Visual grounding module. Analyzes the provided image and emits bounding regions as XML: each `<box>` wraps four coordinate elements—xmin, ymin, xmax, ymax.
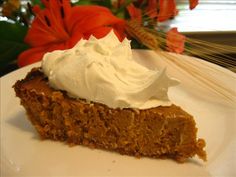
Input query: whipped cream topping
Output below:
<box><xmin>42</xmin><ymin>31</ymin><xmax>178</xmax><ymax>109</ymax></box>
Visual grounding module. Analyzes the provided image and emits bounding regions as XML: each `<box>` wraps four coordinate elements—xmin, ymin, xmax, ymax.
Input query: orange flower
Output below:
<box><xmin>146</xmin><ymin>0</ymin><xmax>158</xmax><ymax>18</ymax></box>
<box><xmin>166</xmin><ymin>27</ymin><xmax>186</xmax><ymax>54</ymax></box>
<box><xmin>158</xmin><ymin>0</ymin><xmax>178</xmax><ymax>22</ymax></box>
<box><xmin>189</xmin><ymin>0</ymin><xmax>199</xmax><ymax>10</ymax></box>
<box><xmin>18</xmin><ymin>0</ymin><xmax>126</xmax><ymax>67</ymax></box>
<box><xmin>127</xmin><ymin>3</ymin><xmax>142</xmax><ymax>23</ymax></box>
<box><xmin>146</xmin><ymin>0</ymin><xmax>198</xmax><ymax>21</ymax></box>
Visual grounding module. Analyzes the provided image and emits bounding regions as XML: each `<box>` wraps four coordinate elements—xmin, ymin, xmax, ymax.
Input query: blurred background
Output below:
<box><xmin>0</xmin><ymin>0</ymin><xmax>236</xmax><ymax>76</ymax></box>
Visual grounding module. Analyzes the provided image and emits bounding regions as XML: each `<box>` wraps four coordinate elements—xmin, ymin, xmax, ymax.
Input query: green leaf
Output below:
<box><xmin>131</xmin><ymin>38</ymin><xmax>148</xmax><ymax>49</ymax></box>
<box><xmin>31</xmin><ymin>0</ymin><xmax>44</xmax><ymax>7</ymax></box>
<box><xmin>0</xmin><ymin>21</ymin><xmax>28</xmax><ymax>41</ymax></box>
<box><xmin>72</xmin><ymin>0</ymin><xmax>94</xmax><ymax>5</ymax></box>
<box><xmin>115</xmin><ymin>10</ymin><xmax>125</xmax><ymax>19</ymax></box>
<box><xmin>0</xmin><ymin>40</ymin><xmax>29</xmax><ymax>70</ymax></box>
<box><xmin>0</xmin><ymin>21</ymin><xmax>29</xmax><ymax>70</ymax></box>
<box><xmin>73</xmin><ymin>0</ymin><xmax>112</xmax><ymax>7</ymax></box>
<box><xmin>94</xmin><ymin>0</ymin><xmax>112</xmax><ymax>8</ymax></box>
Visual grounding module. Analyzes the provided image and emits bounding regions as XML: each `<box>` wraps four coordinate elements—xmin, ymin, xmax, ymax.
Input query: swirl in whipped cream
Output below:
<box><xmin>42</xmin><ymin>31</ymin><xmax>178</xmax><ymax>109</ymax></box>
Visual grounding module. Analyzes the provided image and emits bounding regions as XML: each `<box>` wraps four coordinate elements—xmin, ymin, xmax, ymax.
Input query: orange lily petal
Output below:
<box><xmin>84</xmin><ymin>27</ymin><xmax>113</xmax><ymax>40</ymax></box>
<box><xmin>166</xmin><ymin>27</ymin><xmax>186</xmax><ymax>54</ymax></box>
<box><xmin>65</xmin><ymin>5</ymin><xmax>111</xmax><ymax>34</ymax></box>
<box><xmin>83</xmin><ymin>27</ymin><xmax>124</xmax><ymax>42</ymax></box>
<box><xmin>18</xmin><ymin>42</ymin><xmax>70</xmax><ymax>67</ymax></box>
<box><xmin>112</xmin><ymin>22</ymin><xmax>126</xmax><ymax>41</ymax></box>
<box><xmin>25</xmin><ymin>0</ymin><xmax>71</xmax><ymax>47</ymax></box>
<box><xmin>189</xmin><ymin>0</ymin><xmax>198</xmax><ymax>10</ymax></box>
<box><xmin>18</xmin><ymin>47</ymin><xmax>48</xmax><ymax>67</ymax></box>
<box><xmin>127</xmin><ymin>3</ymin><xmax>142</xmax><ymax>23</ymax></box>
<box><xmin>32</xmin><ymin>5</ymin><xmax>41</xmax><ymax>15</ymax></box>
<box><xmin>158</xmin><ymin>0</ymin><xmax>178</xmax><ymax>22</ymax></box>
<box><xmin>147</xmin><ymin>0</ymin><xmax>158</xmax><ymax>18</ymax></box>
<box><xmin>66</xmin><ymin>6</ymin><xmax>124</xmax><ymax>34</ymax></box>
<box><xmin>66</xmin><ymin>31</ymin><xmax>83</xmax><ymax>48</ymax></box>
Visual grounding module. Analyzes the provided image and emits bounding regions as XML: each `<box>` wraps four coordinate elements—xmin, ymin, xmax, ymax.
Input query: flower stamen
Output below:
<box><xmin>60</xmin><ymin>6</ymin><xmax>65</xmax><ymax>18</ymax></box>
<box><xmin>44</xmin><ymin>16</ymin><xmax>51</xmax><ymax>27</ymax></box>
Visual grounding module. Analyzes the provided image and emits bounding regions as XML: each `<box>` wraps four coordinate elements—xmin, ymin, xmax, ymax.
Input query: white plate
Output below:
<box><xmin>1</xmin><ymin>50</ymin><xmax>236</xmax><ymax>177</ymax></box>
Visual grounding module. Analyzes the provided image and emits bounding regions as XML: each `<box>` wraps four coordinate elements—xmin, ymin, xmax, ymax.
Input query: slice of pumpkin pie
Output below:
<box><xmin>13</xmin><ymin>31</ymin><xmax>206</xmax><ymax>162</ymax></box>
